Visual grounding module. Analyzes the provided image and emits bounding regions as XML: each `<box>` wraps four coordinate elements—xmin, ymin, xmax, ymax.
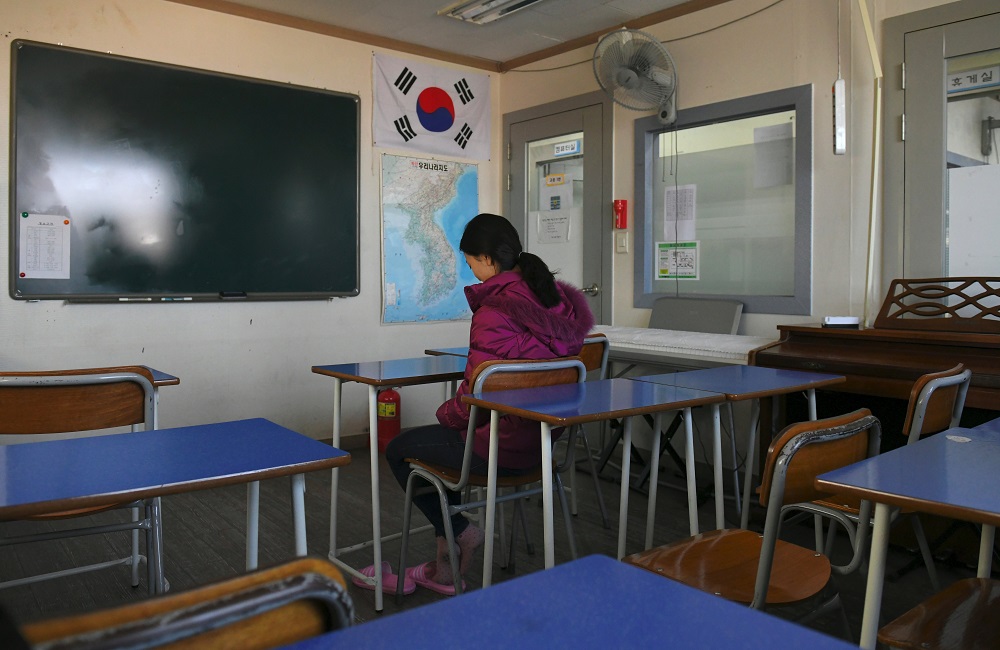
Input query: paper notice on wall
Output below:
<box><xmin>539</xmin><ymin>173</ymin><xmax>573</xmax><ymax>211</ymax></box>
<box><xmin>18</xmin><ymin>213</ymin><xmax>71</xmax><ymax>279</ymax></box>
<box><xmin>753</xmin><ymin>122</ymin><xmax>793</xmax><ymax>188</ymax></box>
<box><xmin>663</xmin><ymin>184</ymin><xmax>696</xmax><ymax>242</ymax></box>
<box><xmin>656</xmin><ymin>241</ymin><xmax>699</xmax><ymax>280</ymax></box>
<box><xmin>536</xmin><ymin>210</ymin><xmax>571</xmax><ymax>244</ymax></box>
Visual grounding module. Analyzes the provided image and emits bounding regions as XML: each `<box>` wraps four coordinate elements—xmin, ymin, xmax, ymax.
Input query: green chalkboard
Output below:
<box><xmin>10</xmin><ymin>40</ymin><xmax>360</xmax><ymax>301</ymax></box>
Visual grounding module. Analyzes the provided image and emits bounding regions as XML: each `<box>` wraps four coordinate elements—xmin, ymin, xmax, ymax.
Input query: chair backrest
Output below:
<box><xmin>452</xmin><ymin>357</ymin><xmax>587</xmax><ymax>488</ymax></box>
<box><xmin>750</xmin><ymin>409</ymin><xmax>881</xmax><ymax>609</ymax></box>
<box><xmin>469</xmin><ymin>357</ymin><xmax>587</xmax><ymax>394</ymax></box>
<box><xmin>20</xmin><ymin>557</ymin><xmax>352</xmax><ymax>649</ymax></box>
<box><xmin>901</xmin><ymin>363</ymin><xmax>971</xmax><ymax>445</ymax></box>
<box><xmin>759</xmin><ymin>408</ymin><xmax>882</xmax><ymax>509</ymax></box>
<box><xmin>578</xmin><ymin>334</ymin><xmax>610</xmax><ymax>380</ymax></box>
<box><xmin>0</xmin><ymin>366</ymin><xmax>157</xmax><ymax>435</ymax></box>
<box><xmin>647</xmin><ymin>297</ymin><xmax>743</xmax><ymax>334</ymax></box>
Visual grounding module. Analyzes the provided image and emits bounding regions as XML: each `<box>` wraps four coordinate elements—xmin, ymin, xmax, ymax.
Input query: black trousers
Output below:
<box><xmin>384</xmin><ymin>423</ymin><xmax>533</xmax><ymax>537</ymax></box>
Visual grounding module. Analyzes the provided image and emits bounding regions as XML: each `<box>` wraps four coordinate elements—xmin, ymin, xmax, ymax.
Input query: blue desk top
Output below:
<box><xmin>817</xmin><ymin>427</ymin><xmax>1000</xmax><ymax>527</ymax></box>
<box><xmin>974</xmin><ymin>416</ymin><xmax>1000</xmax><ymax>435</ymax></box>
<box><xmin>312</xmin><ymin>356</ymin><xmax>466</xmax><ymax>387</ymax></box>
<box><xmin>632</xmin><ymin>365</ymin><xmax>844</xmax><ymax>400</ymax></box>
<box><xmin>463</xmin><ymin>377</ymin><xmax>724</xmax><ymax>426</ymax></box>
<box><xmin>0</xmin><ymin>418</ymin><xmax>350</xmax><ymax>520</ymax></box>
<box><xmin>288</xmin><ymin>555</ymin><xmax>853</xmax><ymax>649</ymax></box>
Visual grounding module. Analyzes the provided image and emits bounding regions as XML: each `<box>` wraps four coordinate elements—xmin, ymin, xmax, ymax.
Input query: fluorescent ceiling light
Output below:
<box><xmin>439</xmin><ymin>0</ymin><xmax>549</xmax><ymax>25</ymax></box>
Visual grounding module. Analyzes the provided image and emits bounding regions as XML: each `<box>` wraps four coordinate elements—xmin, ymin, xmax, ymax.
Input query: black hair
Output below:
<box><xmin>460</xmin><ymin>213</ymin><xmax>561</xmax><ymax>307</ymax></box>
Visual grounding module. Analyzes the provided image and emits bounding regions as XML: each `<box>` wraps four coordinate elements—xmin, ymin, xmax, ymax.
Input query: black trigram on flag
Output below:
<box><xmin>454</xmin><ymin>78</ymin><xmax>474</xmax><ymax>104</ymax></box>
<box><xmin>454</xmin><ymin>123</ymin><xmax>474</xmax><ymax>149</ymax></box>
<box><xmin>394</xmin><ymin>67</ymin><xmax>417</xmax><ymax>95</ymax></box>
<box><xmin>394</xmin><ymin>115</ymin><xmax>418</xmax><ymax>142</ymax></box>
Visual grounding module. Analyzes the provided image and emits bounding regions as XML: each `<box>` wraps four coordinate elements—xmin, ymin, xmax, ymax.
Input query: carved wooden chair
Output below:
<box><xmin>0</xmin><ymin>367</ymin><xmax>164</xmax><ymax>594</ymax></box>
<box><xmin>19</xmin><ymin>557</ymin><xmax>353</xmax><ymax>649</ymax></box>
<box><xmin>397</xmin><ymin>357</ymin><xmax>587</xmax><ymax>596</ymax></box>
<box><xmin>623</xmin><ymin>409</ymin><xmax>881</xmax><ymax>638</ymax></box>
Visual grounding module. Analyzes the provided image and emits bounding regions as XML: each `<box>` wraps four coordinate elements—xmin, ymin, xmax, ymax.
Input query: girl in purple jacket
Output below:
<box><xmin>379</xmin><ymin>213</ymin><xmax>594</xmax><ymax>596</ymax></box>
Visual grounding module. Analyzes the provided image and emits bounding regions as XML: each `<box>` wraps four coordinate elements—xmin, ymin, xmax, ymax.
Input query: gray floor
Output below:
<box><xmin>0</xmin><ymin>437</ymin><xmax>982</xmax><ymax>643</ymax></box>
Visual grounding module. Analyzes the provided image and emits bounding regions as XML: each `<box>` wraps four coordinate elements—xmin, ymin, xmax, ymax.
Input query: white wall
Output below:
<box><xmin>0</xmin><ymin>0</ymin><xmax>500</xmax><ymax>439</ymax></box>
<box><xmin>0</xmin><ymin>0</ymin><xmax>963</xmax><ymax>441</ymax></box>
<box><xmin>499</xmin><ymin>0</ymin><xmax>960</xmax><ymax>336</ymax></box>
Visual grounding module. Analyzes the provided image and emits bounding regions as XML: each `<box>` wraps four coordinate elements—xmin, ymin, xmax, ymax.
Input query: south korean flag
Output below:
<box><xmin>373</xmin><ymin>53</ymin><xmax>491</xmax><ymax>161</ymax></box>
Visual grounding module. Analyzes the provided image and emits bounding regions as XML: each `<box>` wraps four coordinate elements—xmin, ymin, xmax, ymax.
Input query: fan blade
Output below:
<box><xmin>628</xmin><ymin>77</ymin><xmax>668</xmax><ymax>110</ymax></box>
<box><xmin>596</xmin><ymin>39</ymin><xmax>630</xmax><ymax>91</ymax></box>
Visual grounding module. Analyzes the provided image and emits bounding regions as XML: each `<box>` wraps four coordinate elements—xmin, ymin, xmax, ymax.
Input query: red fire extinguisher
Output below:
<box><xmin>376</xmin><ymin>387</ymin><xmax>401</xmax><ymax>453</ymax></box>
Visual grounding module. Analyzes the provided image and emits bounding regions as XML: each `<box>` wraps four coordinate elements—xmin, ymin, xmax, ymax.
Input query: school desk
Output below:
<box><xmin>630</xmin><ymin>365</ymin><xmax>845</xmax><ymax>531</ymax></box>
<box><xmin>463</xmin><ymin>377</ymin><xmax>724</xmax><ymax>582</ymax></box>
<box><xmin>287</xmin><ymin>554</ymin><xmax>855</xmax><ymax>649</ymax></box>
<box><xmin>0</xmin><ymin>418</ymin><xmax>349</xmax><ymax>594</ymax></box>
<box><xmin>816</xmin><ymin>427</ymin><xmax>1000</xmax><ymax>649</ymax></box>
<box><xmin>311</xmin><ymin>356</ymin><xmax>466</xmax><ymax>611</ymax></box>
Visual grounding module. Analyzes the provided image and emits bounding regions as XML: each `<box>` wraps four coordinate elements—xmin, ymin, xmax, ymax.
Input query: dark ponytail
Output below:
<box><xmin>517</xmin><ymin>251</ymin><xmax>560</xmax><ymax>307</ymax></box>
<box><xmin>460</xmin><ymin>213</ymin><xmax>561</xmax><ymax>308</ymax></box>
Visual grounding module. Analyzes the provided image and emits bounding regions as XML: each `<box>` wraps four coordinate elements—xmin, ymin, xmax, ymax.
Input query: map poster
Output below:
<box><xmin>381</xmin><ymin>154</ymin><xmax>479</xmax><ymax>323</ymax></box>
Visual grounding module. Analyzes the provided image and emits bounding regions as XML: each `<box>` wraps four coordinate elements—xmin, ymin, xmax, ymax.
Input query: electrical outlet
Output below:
<box><xmin>615</xmin><ymin>231</ymin><xmax>629</xmax><ymax>254</ymax></box>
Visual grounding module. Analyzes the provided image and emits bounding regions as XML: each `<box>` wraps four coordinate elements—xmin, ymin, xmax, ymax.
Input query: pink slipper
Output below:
<box><xmin>352</xmin><ymin>561</ymin><xmax>415</xmax><ymax>595</ymax></box>
<box><xmin>405</xmin><ymin>561</ymin><xmax>466</xmax><ymax>596</ymax></box>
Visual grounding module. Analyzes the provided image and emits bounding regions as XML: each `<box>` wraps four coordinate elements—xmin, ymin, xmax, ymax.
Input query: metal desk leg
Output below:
<box><xmin>366</xmin><ymin>384</ymin><xmax>384</xmax><ymax>611</ymax></box>
<box><xmin>541</xmin><ymin>421</ymin><xmax>556</xmax><ymax>569</ymax></box>
<box><xmin>292</xmin><ymin>473</ymin><xmax>307</xmax><ymax>556</ymax></box>
<box><xmin>246</xmin><ymin>481</ymin><xmax>259</xmax><ymax>570</ymax></box>
<box><xmin>860</xmin><ymin>502</ymin><xmax>892</xmax><ymax>650</ymax></box>
<box><xmin>617</xmin><ymin>416</ymin><xmax>633</xmax><ymax>559</ymax></box>
<box><xmin>328</xmin><ymin>377</ymin><xmax>343</xmax><ymax>560</ymax></box>
<box><xmin>979</xmin><ymin>524</ymin><xmax>996</xmax><ymax>578</ymax></box>
<box><xmin>151</xmin><ymin>497</ymin><xmax>165</xmax><ymax>594</ymax></box>
<box><xmin>711</xmin><ymin>403</ymin><xmax>724</xmax><ymax>530</ymax></box>
<box><xmin>483</xmin><ymin>410</ymin><xmax>501</xmax><ymax>588</ymax></box>
<box><xmin>682</xmin><ymin>407</ymin><xmax>699</xmax><ymax>536</ymax></box>
<box><xmin>806</xmin><ymin>388</ymin><xmax>817</xmax><ymax>420</ymax></box>
<box><xmin>740</xmin><ymin>400</ymin><xmax>761</xmax><ymax>530</ymax></box>
<box><xmin>645</xmin><ymin>413</ymin><xmax>663</xmax><ymax>550</ymax></box>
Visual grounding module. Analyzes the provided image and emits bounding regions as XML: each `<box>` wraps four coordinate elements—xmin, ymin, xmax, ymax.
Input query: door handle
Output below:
<box><xmin>582</xmin><ymin>283</ymin><xmax>600</xmax><ymax>296</ymax></box>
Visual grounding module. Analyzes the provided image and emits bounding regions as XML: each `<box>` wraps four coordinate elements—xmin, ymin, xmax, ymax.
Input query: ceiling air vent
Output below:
<box><xmin>439</xmin><ymin>0</ymin><xmax>549</xmax><ymax>25</ymax></box>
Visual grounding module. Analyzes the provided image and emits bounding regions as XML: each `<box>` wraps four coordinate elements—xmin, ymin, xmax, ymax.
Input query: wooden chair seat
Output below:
<box><xmin>624</xmin><ymin>528</ymin><xmax>831</xmax><ymax>605</ymax></box>
<box><xmin>878</xmin><ymin>578</ymin><xmax>1000</xmax><ymax>650</ymax></box>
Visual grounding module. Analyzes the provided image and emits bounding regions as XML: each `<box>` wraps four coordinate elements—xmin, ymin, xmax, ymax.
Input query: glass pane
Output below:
<box><xmin>652</xmin><ymin>110</ymin><xmax>796</xmax><ymax>295</ymax></box>
<box><xmin>525</xmin><ymin>132</ymin><xmax>584</xmax><ymax>286</ymax></box>
<box><xmin>946</xmin><ymin>48</ymin><xmax>1000</xmax><ymax>277</ymax></box>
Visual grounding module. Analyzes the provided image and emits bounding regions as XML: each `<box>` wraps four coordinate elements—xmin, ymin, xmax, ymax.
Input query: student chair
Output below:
<box><xmin>0</xmin><ymin>367</ymin><xmax>165</xmax><ymax>594</ymax></box>
<box><xmin>786</xmin><ymin>363</ymin><xmax>971</xmax><ymax>592</ymax></box>
<box><xmin>623</xmin><ymin>409</ymin><xmax>881</xmax><ymax>637</ymax></box>
<box><xmin>558</xmin><ymin>333</ymin><xmax>611</xmax><ymax>529</ymax></box>
<box><xmin>397</xmin><ymin>357</ymin><xmax>587</xmax><ymax>596</ymax></box>
<box><xmin>18</xmin><ymin>557</ymin><xmax>353</xmax><ymax>649</ymax></box>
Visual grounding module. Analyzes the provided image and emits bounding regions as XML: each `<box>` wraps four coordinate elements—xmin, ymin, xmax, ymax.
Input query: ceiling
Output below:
<box><xmin>174</xmin><ymin>0</ymin><xmax>729</xmax><ymax>70</ymax></box>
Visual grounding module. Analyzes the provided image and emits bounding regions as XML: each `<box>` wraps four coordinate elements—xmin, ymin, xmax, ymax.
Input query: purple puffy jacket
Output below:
<box><xmin>436</xmin><ymin>270</ymin><xmax>595</xmax><ymax>469</ymax></box>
